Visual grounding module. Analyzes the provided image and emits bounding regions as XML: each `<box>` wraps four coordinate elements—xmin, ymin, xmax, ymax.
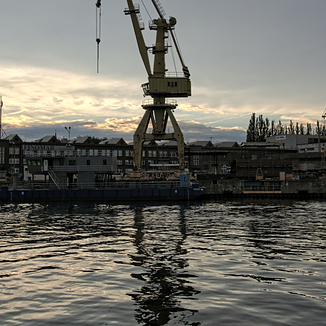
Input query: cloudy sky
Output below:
<box><xmin>1</xmin><ymin>0</ymin><xmax>325</xmax><ymax>143</ymax></box>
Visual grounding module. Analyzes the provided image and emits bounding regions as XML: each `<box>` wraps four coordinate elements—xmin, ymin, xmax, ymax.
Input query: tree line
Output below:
<box><xmin>246</xmin><ymin>113</ymin><xmax>326</xmax><ymax>142</ymax></box>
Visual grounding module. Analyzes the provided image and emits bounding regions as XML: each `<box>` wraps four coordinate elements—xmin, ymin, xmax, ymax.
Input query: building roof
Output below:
<box><xmin>188</xmin><ymin>140</ymin><xmax>214</xmax><ymax>147</ymax></box>
<box><xmin>241</xmin><ymin>142</ymin><xmax>280</xmax><ymax>148</ymax></box>
<box><xmin>70</xmin><ymin>136</ymin><xmax>93</xmax><ymax>144</ymax></box>
<box><xmin>158</xmin><ymin>141</ymin><xmax>178</xmax><ymax>147</ymax></box>
<box><xmin>215</xmin><ymin>141</ymin><xmax>239</xmax><ymax>148</ymax></box>
<box><xmin>34</xmin><ymin>135</ymin><xmax>59</xmax><ymax>143</ymax></box>
<box><xmin>4</xmin><ymin>134</ymin><xmax>23</xmax><ymax>143</ymax></box>
<box><xmin>99</xmin><ymin>138</ymin><xmax>127</xmax><ymax>145</ymax></box>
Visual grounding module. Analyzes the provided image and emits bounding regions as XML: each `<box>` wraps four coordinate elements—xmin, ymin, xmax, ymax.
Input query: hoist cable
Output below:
<box><xmin>96</xmin><ymin>5</ymin><xmax>102</xmax><ymax>73</ymax></box>
<box><xmin>141</xmin><ymin>0</ymin><xmax>152</xmax><ymax>21</ymax></box>
<box><xmin>169</xmin><ymin>36</ymin><xmax>178</xmax><ymax>75</ymax></box>
<box><xmin>172</xmin><ymin>30</ymin><xmax>184</xmax><ymax>65</ymax></box>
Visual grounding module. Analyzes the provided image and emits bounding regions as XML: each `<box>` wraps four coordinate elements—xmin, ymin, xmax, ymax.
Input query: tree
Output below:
<box><xmin>256</xmin><ymin>114</ymin><xmax>267</xmax><ymax>142</ymax></box>
<box><xmin>270</xmin><ymin>120</ymin><xmax>276</xmax><ymax>136</ymax></box>
<box><xmin>306</xmin><ymin>123</ymin><xmax>312</xmax><ymax>135</ymax></box>
<box><xmin>295</xmin><ymin>122</ymin><xmax>300</xmax><ymax>135</ymax></box>
<box><xmin>288</xmin><ymin>120</ymin><xmax>295</xmax><ymax>134</ymax></box>
<box><xmin>246</xmin><ymin>113</ymin><xmax>256</xmax><ymax>142</ymax></box>
<box><xmin>276</xmin><ymin>120</ymin><xmax>284</xmax><ymax>135</ymax></box>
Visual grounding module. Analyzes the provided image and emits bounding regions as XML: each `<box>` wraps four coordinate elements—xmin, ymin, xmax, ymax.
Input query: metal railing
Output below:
<box><xmin>51</xmin><ymin>165</ymin><xmax>113</xmax><ymax>172</ymax></box>
<box><xmin>142</xmin><ymin>99</ymin><xmax>178</xmax><ymax>107</ymax></box>
<box><xmin>48</xmin><ymin>167</ymin><xmax>60</xmax><ymax>189</ymax></box>
<box><xmin>5</xmin><ymin>180</ymin><xmax>180</xmax><ymax>191</ymax></box>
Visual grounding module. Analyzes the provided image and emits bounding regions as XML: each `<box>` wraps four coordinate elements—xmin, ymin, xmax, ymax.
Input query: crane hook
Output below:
<box><xmin>96</xmin><ymin>1</ymin><xmax>102</xmax><ymax>73</ymax></box>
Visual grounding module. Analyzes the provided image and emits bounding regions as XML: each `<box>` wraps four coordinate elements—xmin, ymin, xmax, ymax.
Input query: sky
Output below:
<box><xmin>1</xmin><ymin>0</ymin><xmax>326</xmax><ymax>144</ymax></box>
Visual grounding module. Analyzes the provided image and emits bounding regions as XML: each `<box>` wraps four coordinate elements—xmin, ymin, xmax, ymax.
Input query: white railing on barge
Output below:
<box><xmin>5</xmin><ymin>180</ymin><xmax>180</xmax><ymax>191</ymax></box>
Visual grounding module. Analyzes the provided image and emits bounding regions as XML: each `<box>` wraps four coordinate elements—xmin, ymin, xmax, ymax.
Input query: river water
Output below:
<box><xmin>0</xmin><ymin>199</ymin><xmax>325</xmax><ymax>326</ymax></box>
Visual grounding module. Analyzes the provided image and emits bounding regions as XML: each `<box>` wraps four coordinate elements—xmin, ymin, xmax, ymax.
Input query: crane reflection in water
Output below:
<box><xmin>128</xmin><ymin>205</ymin><xmax>201</xmax><ymax>325</ymax></box>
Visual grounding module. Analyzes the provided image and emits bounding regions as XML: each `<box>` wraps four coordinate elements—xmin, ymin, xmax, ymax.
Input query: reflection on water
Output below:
<box><xmin>0</xmin><ymin>199</ymin><xmax>325</xmax><ymax>326</ymax></box>
<box><xmin>129</xmin><ymin>206</ymin><xmax>200</xmax><ymax>325</ymax></box>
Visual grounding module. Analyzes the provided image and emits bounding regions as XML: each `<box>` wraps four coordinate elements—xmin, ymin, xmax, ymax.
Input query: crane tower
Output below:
<box><xmin>96</xmin><ymin>0</ymin><xmax>191</xmax><ymax>170</ymax></box>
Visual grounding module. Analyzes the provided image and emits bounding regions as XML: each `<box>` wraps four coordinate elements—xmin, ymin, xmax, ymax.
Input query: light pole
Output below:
<box><xmin>65</xmin><ymin>126</ymin><xmax>71</xmax><ymax>141</ymax></box>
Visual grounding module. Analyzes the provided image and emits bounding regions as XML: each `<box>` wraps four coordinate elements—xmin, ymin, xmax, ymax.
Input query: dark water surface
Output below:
<box><xmin>0</xmin><ymin>199</ymin><xmax>325</xmax><ymax>325</ymax></box>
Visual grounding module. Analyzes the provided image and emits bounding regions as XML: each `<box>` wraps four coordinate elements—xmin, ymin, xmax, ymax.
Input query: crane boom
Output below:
<box><xmin>151</xmin><ymin>0</ymin><xmax>165</xmax><ymax>19</ymax></box>
<box><xmin>124</xmin><ymin>1</ymin><xmax>152</xmax><ymax>76</ymax></box>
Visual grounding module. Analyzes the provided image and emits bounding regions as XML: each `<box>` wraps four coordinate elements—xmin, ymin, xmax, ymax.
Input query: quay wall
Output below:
<box><xmin>200</xmin><ymin>179</ymin><xmax>326</xmax><ymax>198</ymax></box>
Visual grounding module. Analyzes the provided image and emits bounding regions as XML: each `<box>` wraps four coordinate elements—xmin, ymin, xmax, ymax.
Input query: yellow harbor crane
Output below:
<box><xmin>96</xmin><ymin>0</ymin><xmax>191</xmax><ymax>170</ymax></box>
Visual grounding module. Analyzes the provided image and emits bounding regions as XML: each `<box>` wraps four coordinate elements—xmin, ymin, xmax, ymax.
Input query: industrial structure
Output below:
<box><xmin>96</xmin><ymin>0</ymin><xmax>190</xmax><ymax>170</ymax></box>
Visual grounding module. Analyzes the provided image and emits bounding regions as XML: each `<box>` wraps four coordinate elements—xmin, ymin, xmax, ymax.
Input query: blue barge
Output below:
<box><xmin>0</xmin><ymin>184</ymin><xmax>206</xmax><ymax>203</ymax></box>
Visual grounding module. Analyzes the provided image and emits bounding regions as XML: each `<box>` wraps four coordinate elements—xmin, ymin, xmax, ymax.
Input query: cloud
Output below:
<box><xmin>178</xmin><ymin>121</ymin><xmax>246</xmax><ymax>143</ymax></box>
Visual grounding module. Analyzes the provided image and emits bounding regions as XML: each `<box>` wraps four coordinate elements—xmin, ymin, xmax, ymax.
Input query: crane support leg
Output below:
<box><xmin>166</xmin><ymin>108</ymin><xmax>185</xmax><ymax>170</ymax></box>
<box><xmin>133</xmin><ymin>105</ymin><xmax>185</xmax><ymax>170</ymax></box>
<box><xmin>133</xmin><ymin>110</ymin><xmax>151</xmax><ymax>170</ymax></box>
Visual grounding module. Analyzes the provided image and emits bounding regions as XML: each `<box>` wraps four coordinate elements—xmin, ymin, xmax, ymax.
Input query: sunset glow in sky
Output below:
<box><xmin>1</xmin><ymin>0</ymin><xmax>326</xmax><ymax>143</ymax></box>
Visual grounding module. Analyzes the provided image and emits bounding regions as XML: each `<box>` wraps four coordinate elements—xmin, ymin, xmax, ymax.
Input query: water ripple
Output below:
<box><xmin>0</xmin><ymin>200</ymin><xmax>325</xmax><ymax>325</ymax></box>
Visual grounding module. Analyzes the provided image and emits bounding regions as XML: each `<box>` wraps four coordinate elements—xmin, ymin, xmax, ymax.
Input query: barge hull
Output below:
<box><xmin>0</xmin><ymin>186</ymin><xmax>206</xmax><ymax>203</ymax></box>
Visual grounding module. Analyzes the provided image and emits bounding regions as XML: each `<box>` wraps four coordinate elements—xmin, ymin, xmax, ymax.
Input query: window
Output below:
<box><xmin>103</xmin><ymin>159</ymin><xmax>107</xmax><ymax>165</ymax></box>
<box><xmin>118</xmin><ymin>150</ymin><xmax>123</xmax><ymax>157</ymax></box>
<box><xmin>117</xmin><ymin>160</ymin><xmax>122</xmax><ymax>165</ymax></box>
<box><xmin>9</xmin><ymin>159</ymin><xmax>20</xmax><ymax>164</ymax></box>
<box><xmin>87</xmin><ymin>160</ymin><xmax>91</xmax><ymax>165</ymax></box>
<box><xmin>89</xmin><ymin>149</ymin><xmax>94</xmax><ymax>156</ymax></box>
<box><xmin>59</xmin><ymin>160</ymin><xmax>64</xmax><ymax>166</ymax></box>
<box><xmin>28</xmin><ymin>160</ymin><xmax>41</xmax><ymax>166</ymax></box>
<box><xmin>94</xmin><ymin>149</ymin><xmax>98</xmax><ymax>156</ymax></box>
<box><xmin>193</xmin><ymin>155</ymin><xmax>200</xmax><ymax>166</ymax></box>
<box><xmin>9</xmin><ymin>147</ymin><xmax>20</xmax><ymax>155</ymax></box>
<box><xmin>148</xmin><ymin>150</ymin><xmax>152</xmax><ymax>157</ymax></box>
<box><xmin>69</xmin><ymin>160</ymin><xmax>76</xmax><ymax>166</ymax></box>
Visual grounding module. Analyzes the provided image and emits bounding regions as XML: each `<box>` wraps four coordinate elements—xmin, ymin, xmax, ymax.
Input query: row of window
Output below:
<box><xmin>18</xmin><ymin>148</ymin><xmax>180</xmax><ymax>159</ymax></box>
<box><xmin>9</xmin><ymin>147</ymin><xmax>20</xmax><ymax>155</ymax></box>
<box><xmin>9</xmin><ymin>158</ymin><xmax>20</xmax><ymax>164</ymax></box>
<box><xmin>68</xmin><ymin>160</ymin><xmax>109</xmax><ymax>166</ymax></box>
<box><xmin>24</xmin><ymin>149</ymin><xmax>118</xmax><ymax>157</ymax></box>
<box><xmin>0</xmin><ymin>147</ymin><xmax>5</xmax><ymax>165</ymax></box>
